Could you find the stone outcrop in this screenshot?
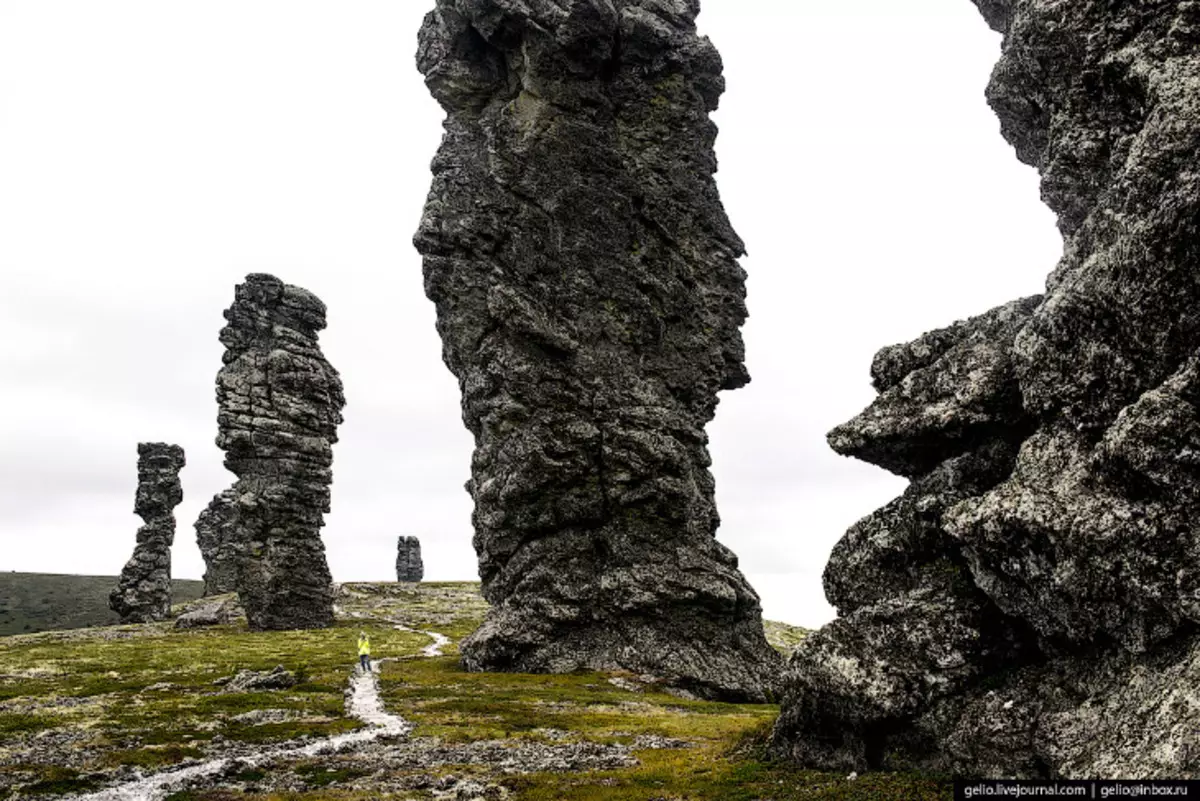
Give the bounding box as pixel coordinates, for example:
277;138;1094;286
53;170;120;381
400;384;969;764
396;536;425;583
110;443;186;623
213;273;345;631
196;489;238;596
414;0;781;700
174;593;244;630
772;0;1200;779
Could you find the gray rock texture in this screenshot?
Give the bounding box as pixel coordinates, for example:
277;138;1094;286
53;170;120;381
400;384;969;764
196;489;239;596
214;273;344;631
174;593;244;630
109;443;186;623
772;0;1200;779
414;0;780;701
396;536;425;583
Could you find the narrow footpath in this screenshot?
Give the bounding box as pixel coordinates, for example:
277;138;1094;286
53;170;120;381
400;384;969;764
69;629;442;801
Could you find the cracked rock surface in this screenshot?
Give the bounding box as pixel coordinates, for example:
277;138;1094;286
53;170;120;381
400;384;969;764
413;0;780;701
110;443;186;623
772;0;1200;779
196;489;239;596
396;536;425;583
214;273;345;631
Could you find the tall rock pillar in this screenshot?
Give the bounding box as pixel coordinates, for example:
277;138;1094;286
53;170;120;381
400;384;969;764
396;535;425;583
414;0;780;701
110;443;186;623
215;273;345;630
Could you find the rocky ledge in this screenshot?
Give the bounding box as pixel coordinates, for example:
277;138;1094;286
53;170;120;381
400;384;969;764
771;0;1200;779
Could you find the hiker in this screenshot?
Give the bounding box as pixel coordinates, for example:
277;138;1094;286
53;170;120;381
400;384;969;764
357;631;371;673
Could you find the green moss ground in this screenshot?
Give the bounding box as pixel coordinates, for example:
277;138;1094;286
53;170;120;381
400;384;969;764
0;581;950;800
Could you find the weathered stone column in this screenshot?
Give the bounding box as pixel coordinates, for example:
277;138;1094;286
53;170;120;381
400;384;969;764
414;0;780;701
110;443;186;623
772;0;1200;778
396;535;425;583
195;489;238;596
215;273;345;631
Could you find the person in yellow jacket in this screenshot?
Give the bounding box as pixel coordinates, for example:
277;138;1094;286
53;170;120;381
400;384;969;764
357;632;371;673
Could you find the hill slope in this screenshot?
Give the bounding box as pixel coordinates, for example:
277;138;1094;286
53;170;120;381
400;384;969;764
0;573;206;637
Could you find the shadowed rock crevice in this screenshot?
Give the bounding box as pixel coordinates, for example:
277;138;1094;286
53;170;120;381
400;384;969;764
414;0;780;701
110;443;186;623
212;273;345;631
772;0;1200;778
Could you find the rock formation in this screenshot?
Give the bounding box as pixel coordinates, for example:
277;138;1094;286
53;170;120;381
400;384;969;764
396;536;425;583
109;443;186;623
772;0;1200;779
414;0;781;700
196;489;238;596
213;273;345;631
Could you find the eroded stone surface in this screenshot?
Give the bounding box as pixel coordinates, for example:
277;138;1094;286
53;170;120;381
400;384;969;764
110;443;186;623
396;536;425;583
196;489;238;596
215;273;344;631
414;0;780;700
773;0;1200;778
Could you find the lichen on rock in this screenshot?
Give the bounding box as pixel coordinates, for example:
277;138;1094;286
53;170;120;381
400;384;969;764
109;443;186;623
213;273;345;631
413;0;780;701
773;0;1200;778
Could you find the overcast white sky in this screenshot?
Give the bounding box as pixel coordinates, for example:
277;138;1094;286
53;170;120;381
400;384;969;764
0;1;1061;627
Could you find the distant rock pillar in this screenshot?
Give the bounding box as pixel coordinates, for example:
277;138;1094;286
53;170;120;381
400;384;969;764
396;536;424;583
196;489;238;596
215;273;345;630
110;443;186;623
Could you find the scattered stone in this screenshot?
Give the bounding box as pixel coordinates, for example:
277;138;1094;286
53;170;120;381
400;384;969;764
229;708;305;726
222;665;298;693
773;0;1200;779
139;682;177;694
532;728;570;741
212;273;345;630
174;594;243;630
109;443;186;623
414;0;780;702
631;735;691;750
395;535;424;583
196;489;239;596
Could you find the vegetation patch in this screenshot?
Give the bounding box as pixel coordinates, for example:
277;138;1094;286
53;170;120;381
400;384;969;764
18;766;101;796
294;763;369;787
0;573;204;636
0;580;952;800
